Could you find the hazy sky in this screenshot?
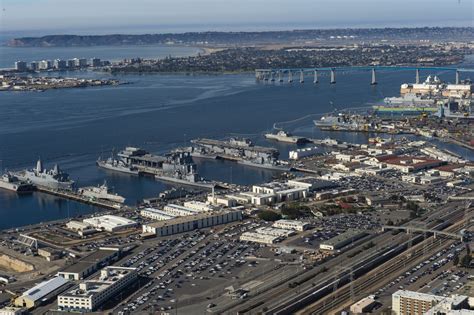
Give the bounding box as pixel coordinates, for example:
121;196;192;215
1;0;473;35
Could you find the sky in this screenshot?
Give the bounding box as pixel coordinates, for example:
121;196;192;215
0;0;473;36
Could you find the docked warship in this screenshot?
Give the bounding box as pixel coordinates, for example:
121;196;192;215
97;147;214;189
0;172;34;193
14;159;75;190
78;181;126;203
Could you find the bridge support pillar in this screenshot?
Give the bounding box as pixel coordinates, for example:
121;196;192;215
278;71;283;82
300;70;304;83
288;71;293;83
371;68;377;85
313;70;319;84
330;69;336;84
456;71;460;84
270;72;275;82
416;69;420;84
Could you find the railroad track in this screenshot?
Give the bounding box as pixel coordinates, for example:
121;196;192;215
265;208;468;315
299;220;467;315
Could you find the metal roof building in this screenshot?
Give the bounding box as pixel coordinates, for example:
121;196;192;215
14;277;69;309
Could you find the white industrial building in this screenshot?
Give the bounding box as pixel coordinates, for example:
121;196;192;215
240;232;280;244
249;182;308;206
319;229;366;251
207;194;238;207
140;208;176;221
66;221;97;236
163;204;203;216
14;277;69;309
183;201;215;212
82;215;137;232
273;219;309;231
289;146;318;160
142;210;242;236
255;227;295;237
58;266;137;312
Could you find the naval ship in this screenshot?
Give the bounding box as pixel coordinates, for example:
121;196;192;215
97;147;214;189
264;130;308;144
78;181;125;203
0;172;34;193
313;114;360;131
14;159;75;190
96;156;139;175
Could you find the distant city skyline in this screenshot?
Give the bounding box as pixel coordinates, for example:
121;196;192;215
1;0;473;35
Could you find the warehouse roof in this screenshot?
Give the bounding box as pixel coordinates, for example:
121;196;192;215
22;277;69;302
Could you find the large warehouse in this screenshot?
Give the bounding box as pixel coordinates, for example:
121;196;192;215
142;210;242;236
14;277;69;309
82;215;137;232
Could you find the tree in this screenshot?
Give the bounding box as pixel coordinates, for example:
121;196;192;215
453;255;460;266
460;255;472;268
258;210;282;222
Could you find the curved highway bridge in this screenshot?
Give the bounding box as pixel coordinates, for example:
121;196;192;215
255;66;474;85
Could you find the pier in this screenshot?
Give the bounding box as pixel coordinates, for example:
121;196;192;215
255;66;474;85
36;187;123;210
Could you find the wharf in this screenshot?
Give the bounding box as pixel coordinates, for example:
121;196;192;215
36;187;122;210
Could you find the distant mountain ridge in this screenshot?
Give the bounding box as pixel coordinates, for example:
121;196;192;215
7;27;474;47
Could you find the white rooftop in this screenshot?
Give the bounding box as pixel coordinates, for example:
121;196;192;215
22;276;69;302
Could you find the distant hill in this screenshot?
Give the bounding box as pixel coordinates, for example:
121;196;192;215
7;27;474;47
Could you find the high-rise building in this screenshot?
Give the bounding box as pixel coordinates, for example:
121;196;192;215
78;58;88;67
67;59;76;69
38;60;51;70
53;59;67;70
90;58;101;67
14;61;28;72
30;61;39;71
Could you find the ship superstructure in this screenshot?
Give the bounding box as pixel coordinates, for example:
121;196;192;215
14;159;75;190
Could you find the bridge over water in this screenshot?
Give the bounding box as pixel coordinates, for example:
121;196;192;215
255;66;474;85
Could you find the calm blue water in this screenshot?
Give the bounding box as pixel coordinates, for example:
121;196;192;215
0;47;472;230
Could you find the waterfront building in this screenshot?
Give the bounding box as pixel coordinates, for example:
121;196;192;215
14;277;69;309
90;58;101;67
53;59;67;70
29;61;38;71
37;60;51;70
67;59;76;69
82;215;137;232
14;61;27;72
58;266;137;312
77;58;88;67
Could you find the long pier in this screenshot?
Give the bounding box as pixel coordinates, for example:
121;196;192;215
36;187;123;210
255;66;474;85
